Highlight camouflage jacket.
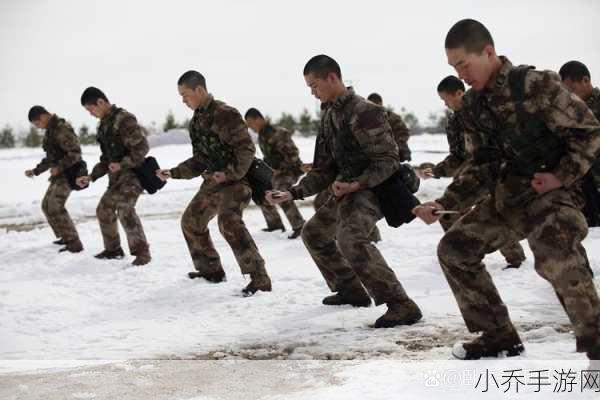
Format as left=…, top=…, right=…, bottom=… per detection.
left=33, top=114, right=82, bottom=176
left=289, top=88, right=399, bottom=200
left=258, top=123, right=302, bottom=176
left=432, top=110, right=469, bottom=178
left=90, top=105, right=149, bottom=181
left=437, top=57, right=600, bottom=211
left=586, top=87, right=600, bottom=119
left=170, top=95, right=255, bottom=181
left=386, top=109, right=411, bottom=162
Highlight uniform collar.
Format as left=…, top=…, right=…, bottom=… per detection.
left=197, top=94, right=214, bottom=114
left=331, top=87, right=355, bottom=110
left=486, top=56, right=513, bottom=94
left=587, top=87, right=600, bottom=106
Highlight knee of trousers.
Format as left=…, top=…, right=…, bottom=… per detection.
left=336, top=226, right=368, bottom=258
left=41, top=197, right=50, bottom=215
left=46, top=199, right=66, bottom=216
left=96, top=201, right=117, bottom=222
left=217, top=211, right=243, bottom=238
left=301, top=216, right=327, bottom=249
left=437, top=229, right=476, bottom=271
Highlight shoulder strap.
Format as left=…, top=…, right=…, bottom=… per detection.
left=508, top=65, right=535, bottom=130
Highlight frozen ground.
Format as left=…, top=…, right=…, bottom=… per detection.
left=1, top=134, right=599, bottom=399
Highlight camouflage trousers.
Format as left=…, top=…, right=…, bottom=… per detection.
left=96, top=171, right=149, bottom=254
left=314, top=189, right=382, bottom=242
left=260, top=173, right=305, bottom=230
left=438, top=188, right=600, bottom=358
left=42, top=176, right=79, bottom=242
left=181, top=178, right=266, bottom=275
left=438, top=196, right=526, bottom=266
left=302, top=189, right=410, bottom=305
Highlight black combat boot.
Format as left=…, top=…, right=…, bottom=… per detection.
left=287, top=225, right=303, bottom=239
left=452, top=327, right=525, bottom=360
left=322, top=285, right=372, bottom=307
left=262, top=225, right=286, bottom=233
left=188, top=269, right=226, bottom=283
left=94, top=247, right=125, bottom=260
left=373, top=298, right=423, bottom=328
left=53, top=238, right=65, bottom=245
left=59, top=238, right=84, bottom=253
left=132, top=249, right=151, bottom=266
left=242, top=270, right=272, bottom=296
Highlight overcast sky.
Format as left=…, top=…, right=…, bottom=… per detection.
left=1, top=0, right=599, bottom=132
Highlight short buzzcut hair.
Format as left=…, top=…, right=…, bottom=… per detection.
left=559, top=61, right=591, bottom=82
left=367, top=93, right=383, bottom=105
left=244, top=108, right=264, bottom=120
left=445, top=19, right=494, bottom=54
left=303, top=54, right=342, bottom=79
left=28, top=105, right=49, bottom=122
left=80, top=87, right=109, bottom=106
left=178, top=70, right=207, bottom=90
left=437, top=76, right=466, bottom=94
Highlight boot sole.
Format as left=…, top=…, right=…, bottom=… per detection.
left=372, top=313, right=423, bottom=328
left=188, top=271, right=226, bottom=283
left=452, top=342, right=525, bottom=360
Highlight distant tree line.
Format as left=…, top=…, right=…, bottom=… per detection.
left=0, top=106, right=449, bottom=149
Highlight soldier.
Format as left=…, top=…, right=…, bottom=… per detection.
left=244, top=108, right=305, bottom=239
left=76, top=87, right=151, bottom=266
left=156, top=70, right=271, bottom=296
left=559, top=61, right=600, bottom=227
left=267, top=55, right=422, bottom=328
left=419, top=76, right=526, bottom=269
left=25, top=106, right=83, bottom=253
left=366, top=93, right=412, bottom=162
left=413, top=19, right=600, bottom=361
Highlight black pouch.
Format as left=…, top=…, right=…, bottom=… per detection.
left=64, top=160, right=89, bottom=191
left=371, top=164, right=421, bottom=228
left=134, top=156, right=167, bottom=194
left=245, top=158, right=273, bottom=205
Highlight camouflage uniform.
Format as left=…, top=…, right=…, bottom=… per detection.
left=289, top=88, right=420, bottom=315
left=436, top=58, right=600, bottom=359
left=91, top=105, right=150, bottom=256
left=386, top=109, right=411, bottom=162
left=257, top=123, right=305, bottom=231
left=33, top=115, right=82, bottom=246
left=170, top=95, right=269, bottom=284
left=581, top=87, right=600, bottom=226
left=433, top=110, right=526, bottom=266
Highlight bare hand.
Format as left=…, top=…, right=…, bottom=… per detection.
left=213, top=171, right=227, bottom=184
left=50, top=167, right=60, bottom=177
left=301, top=163, right=313, bottom=173
left=25, top=169, right=34, bottom=178
left=266, top=190, right=293, bottom=205
left=331, top=181, right=361, bottom=198
left=416, top=168, right=435, bottom=180
left=108, top=163, right=121, bottom=173
left=76, top=176, right=91, bottom=188
left=412, top=201, right=444, bottom=225
left=531, top=172, right=562, bottom=195
left=156, top=169, right=171, bottom=182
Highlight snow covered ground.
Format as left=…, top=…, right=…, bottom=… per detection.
left=1, top=134, right=599, bottom=399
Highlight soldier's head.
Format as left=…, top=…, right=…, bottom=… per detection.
left=303, top=55, right=345, bottom=102
left=437, top=76, right=466, bottom=111
left=244, top=108, right=266, bottom=133
left=559, top=61, right=593, bottom=102
left=445, top=19, right=499, bottom=91
left=177, top=70, right=209, bottom=111
left=27, top=105, right=51, bottom=129
left=81, top=87, right=112, bottom=119
left=367, top=93, right=383, bottom=106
